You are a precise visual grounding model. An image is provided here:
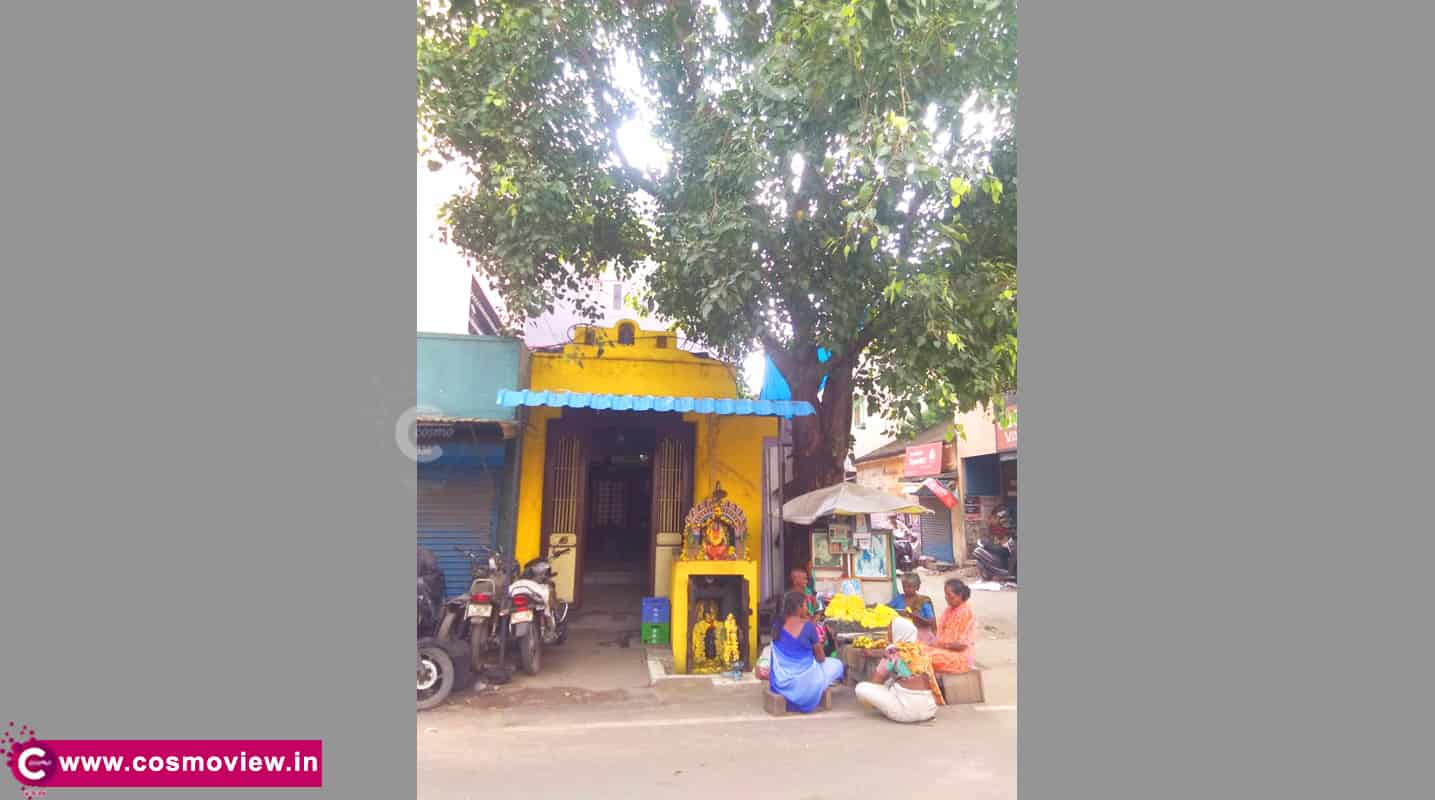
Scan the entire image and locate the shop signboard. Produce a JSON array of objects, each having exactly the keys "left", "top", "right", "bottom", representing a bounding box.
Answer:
[
  {"left": 904, "top": 442, "right": 943, "bottom": 477},
  {"left": 995, "top": 401, "right": 1018, "bottom": 452},
  {"left": 922, "top": 478, "right": 958, "bottom": 509}
]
